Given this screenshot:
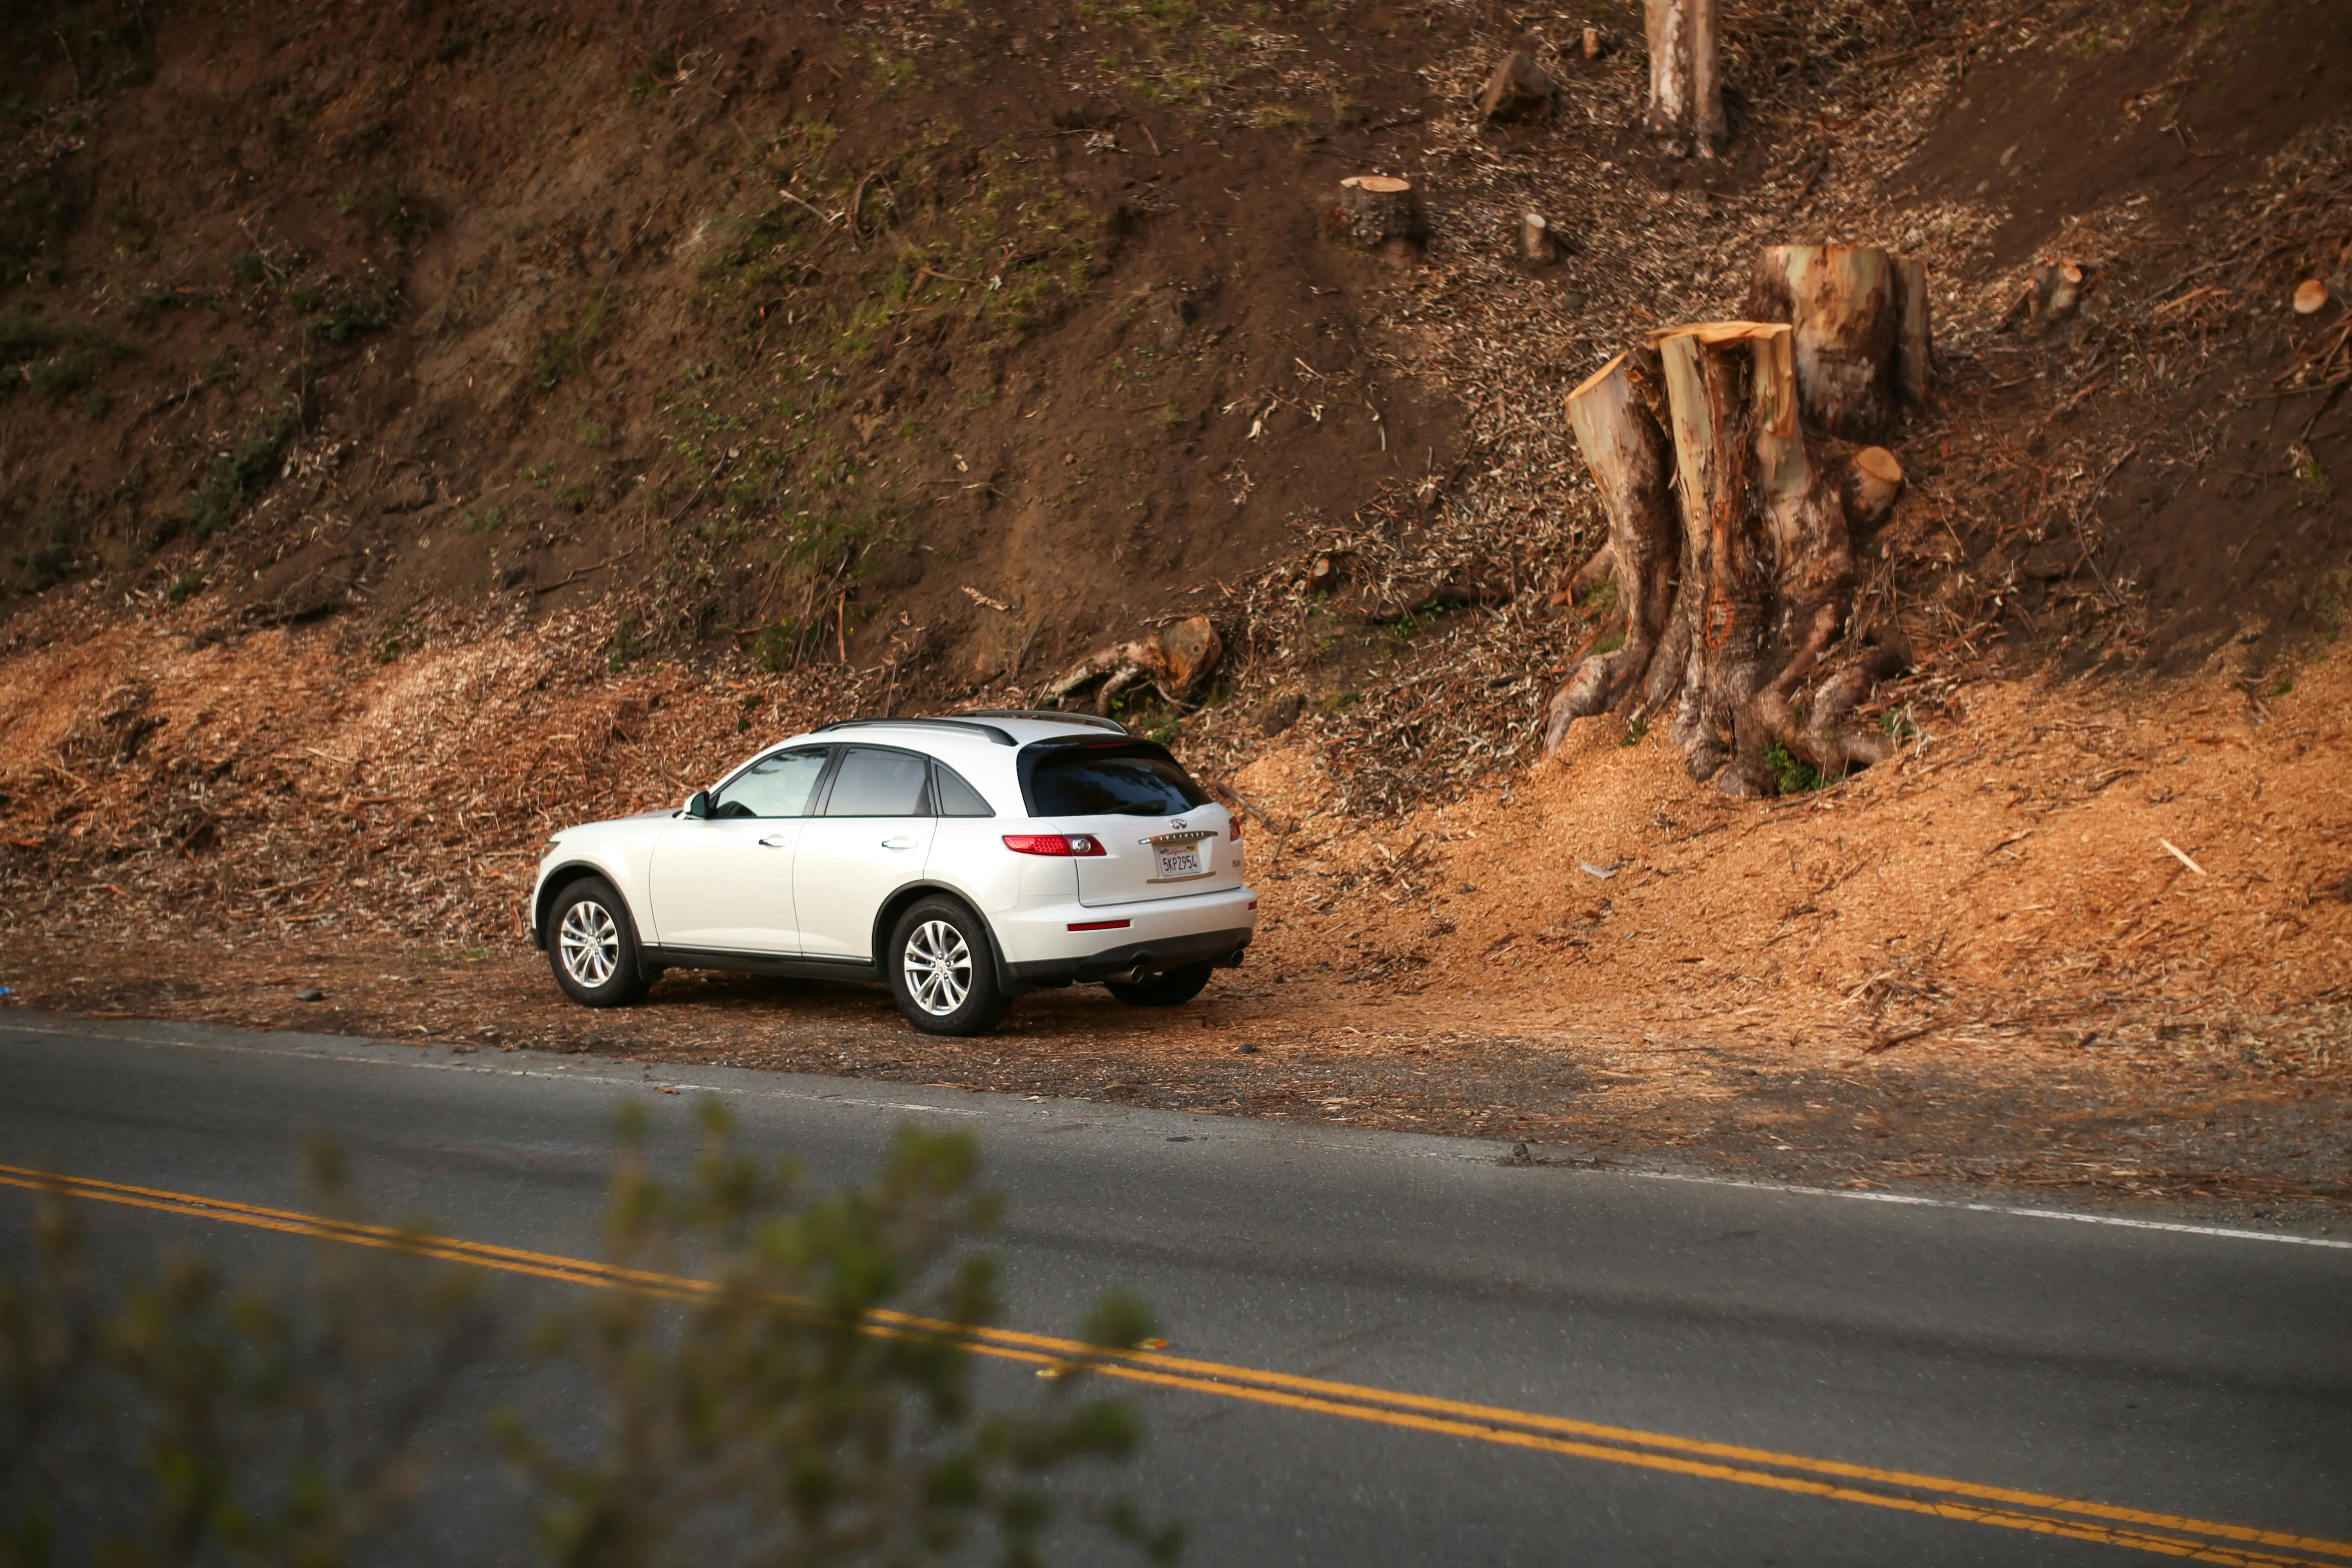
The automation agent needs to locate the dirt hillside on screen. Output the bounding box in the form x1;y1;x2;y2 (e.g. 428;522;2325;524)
2;0;2347;1211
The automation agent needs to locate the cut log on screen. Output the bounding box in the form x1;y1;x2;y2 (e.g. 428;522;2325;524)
2008;260;2085;335
1478;53;1558;122
1040;615;1223;713
1335;176;1427;263
1582;25;1604;58
1643;0;1725;156
1517;212;1557;265
1548;320;1894;791
1843;446;1905;528
1747;245;1929;439
2293;278;2330;315
1542;350;1680;749
1158;614;1222;692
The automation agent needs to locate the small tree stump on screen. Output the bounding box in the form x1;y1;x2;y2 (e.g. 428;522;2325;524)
1582;25;1604;58
1517;212;1557;265
1748;245;1931;440
1335;176;1427;263
1478;52;1558;122
1843;446;1905;528
2294;278;2331;315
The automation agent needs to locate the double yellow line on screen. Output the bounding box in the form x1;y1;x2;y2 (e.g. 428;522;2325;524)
3;1159;2346;1567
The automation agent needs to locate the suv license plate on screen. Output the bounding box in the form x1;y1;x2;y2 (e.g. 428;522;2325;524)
1155;845;1203;879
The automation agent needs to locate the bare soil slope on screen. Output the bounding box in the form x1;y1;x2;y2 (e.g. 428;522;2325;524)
2;0;2348;1209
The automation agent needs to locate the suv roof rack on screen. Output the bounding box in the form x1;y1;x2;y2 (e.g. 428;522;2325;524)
960;708;1131;736
814;717;1017;746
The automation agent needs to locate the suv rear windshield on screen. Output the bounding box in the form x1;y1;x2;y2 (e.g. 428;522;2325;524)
1029;748;1210;817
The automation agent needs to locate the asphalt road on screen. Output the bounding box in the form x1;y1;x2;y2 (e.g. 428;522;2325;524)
1;1011;2348;1566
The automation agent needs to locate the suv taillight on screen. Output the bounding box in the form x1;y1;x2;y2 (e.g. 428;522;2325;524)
1003;833;1107;857
1229;813;1243;842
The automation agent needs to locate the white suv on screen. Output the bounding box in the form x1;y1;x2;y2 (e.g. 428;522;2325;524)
528;712;1257;1035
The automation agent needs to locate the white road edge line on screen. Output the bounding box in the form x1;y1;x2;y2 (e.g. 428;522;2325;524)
1621;1168;2352;1250
6;1022;2345;1251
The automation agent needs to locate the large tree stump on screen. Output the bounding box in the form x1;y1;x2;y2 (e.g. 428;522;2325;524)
1643;0;1724;156
1544;321;1895;793
1334;176;1427;263
1746;245;1932;439
1543;350;1681;750
1478;52;1558;122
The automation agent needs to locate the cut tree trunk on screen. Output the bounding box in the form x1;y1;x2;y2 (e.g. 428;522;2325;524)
1643;0;1725;156
1478;52;1558;122
1544;321;1895;792
1746;245;1930;439
1335;176;1427;263
1542;350;1681;749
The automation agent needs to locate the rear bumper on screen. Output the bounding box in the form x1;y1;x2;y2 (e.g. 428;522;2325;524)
1008;926;1252;987
994;881;1256;989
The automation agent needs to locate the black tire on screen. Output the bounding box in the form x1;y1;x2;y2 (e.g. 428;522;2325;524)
545;877;649;1008
1104;962;1214;1008
887;895;1011;1037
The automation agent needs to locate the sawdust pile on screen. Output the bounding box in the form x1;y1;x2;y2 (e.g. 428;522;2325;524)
1232;637;2352;1071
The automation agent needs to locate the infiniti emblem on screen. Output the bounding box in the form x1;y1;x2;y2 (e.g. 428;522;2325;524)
1171;818;1187;829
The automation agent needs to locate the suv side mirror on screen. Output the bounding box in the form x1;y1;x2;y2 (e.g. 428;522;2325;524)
683;790;713;820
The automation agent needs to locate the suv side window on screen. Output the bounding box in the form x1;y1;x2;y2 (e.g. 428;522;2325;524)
712;748;829;819
932;760;994;817
822;747;932;817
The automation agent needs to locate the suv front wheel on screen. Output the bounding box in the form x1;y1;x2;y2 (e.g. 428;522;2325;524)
887;896;1012;1036
547;876;649;1007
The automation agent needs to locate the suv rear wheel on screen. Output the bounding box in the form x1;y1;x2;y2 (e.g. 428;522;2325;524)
547;877;649;1007
887;896;1012;1036
1104;962;1214;1008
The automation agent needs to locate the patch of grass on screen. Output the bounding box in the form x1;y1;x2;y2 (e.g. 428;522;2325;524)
1590;630;1626;656
2316;561;2352;641
534;287;618;394
2294;449;2334;509
1574;579;1619;613
458;504;505;533
8;505;75;591
305;292;392;343
0;314;126;403
165;572;207;604
1764;740;1822;795
605;618;648;674
2267;674;2294;697
177;403;302;543
754;622;806;673
372;616;423;664
864;47;920;100
1250;103;1311;130
1621;715;1647;746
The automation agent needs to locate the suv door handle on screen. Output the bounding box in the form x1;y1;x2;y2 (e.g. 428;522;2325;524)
758;835;791;848
880;835;915;850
